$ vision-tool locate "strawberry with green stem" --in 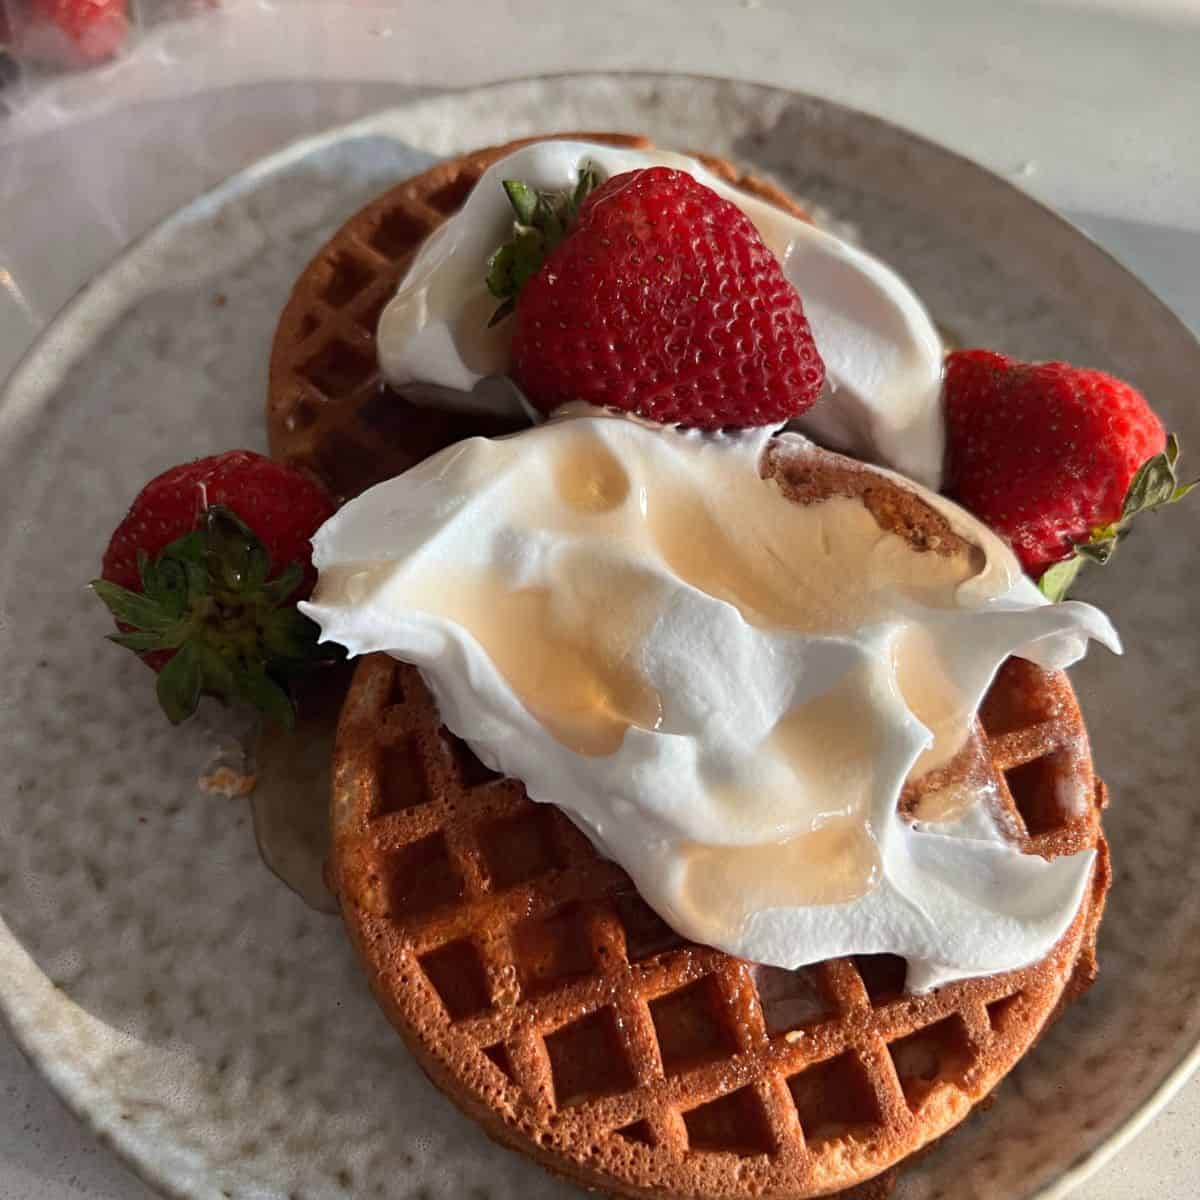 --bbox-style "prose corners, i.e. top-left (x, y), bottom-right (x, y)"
top-left (943, 350), bottom-right (1195, 600)
top-left (92, 450), bottom-right (341, 727)
top-left (486, 163), bottom-right (601, 326)
top-left (487, 164), bottom-right (826, 429)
